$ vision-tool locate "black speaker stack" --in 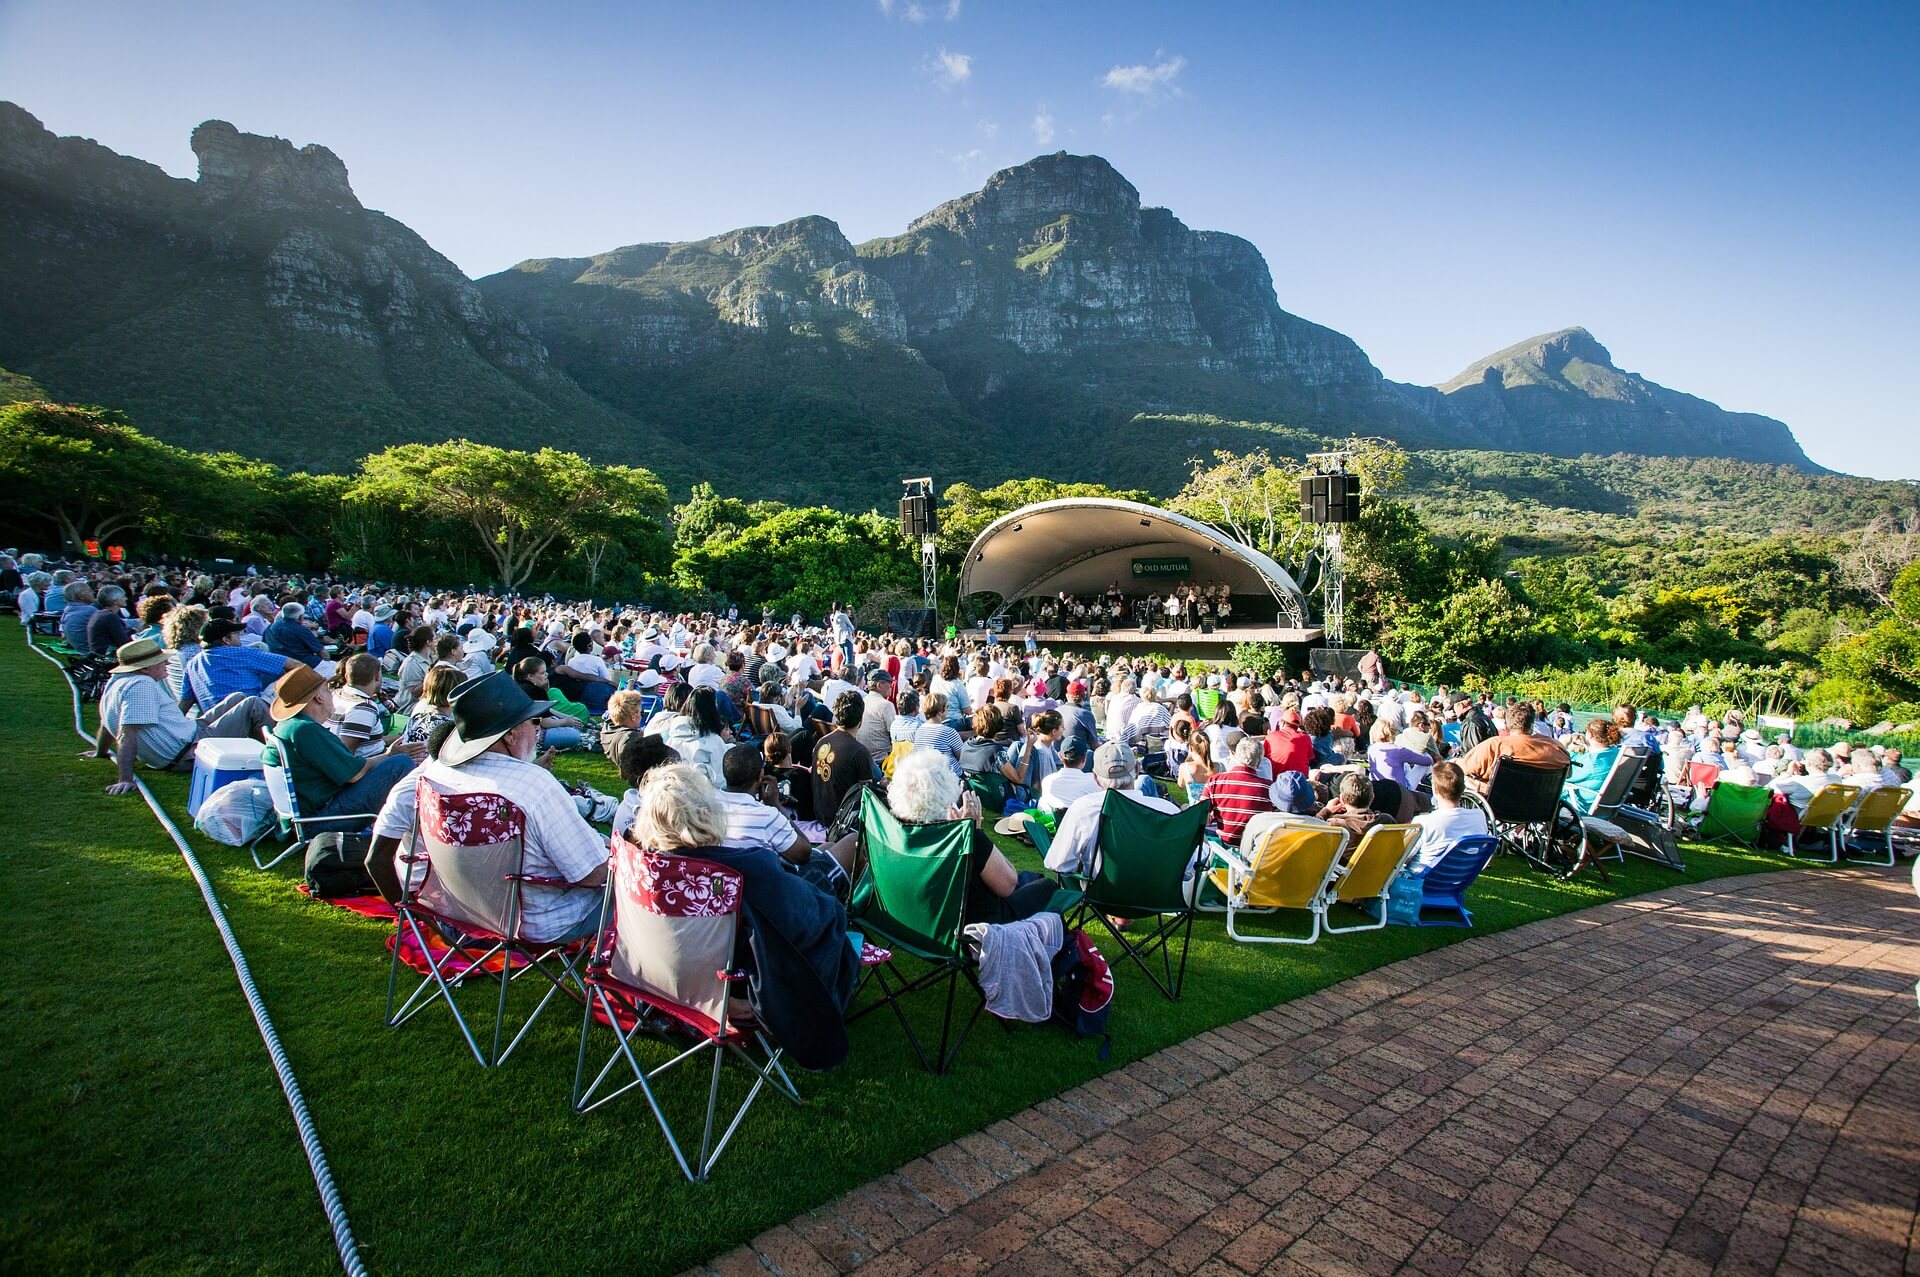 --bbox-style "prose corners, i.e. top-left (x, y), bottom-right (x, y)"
top-left (1299, 472), bottom-right (1362, 525)
top-left (899, 494), bottom-right (936, 539)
